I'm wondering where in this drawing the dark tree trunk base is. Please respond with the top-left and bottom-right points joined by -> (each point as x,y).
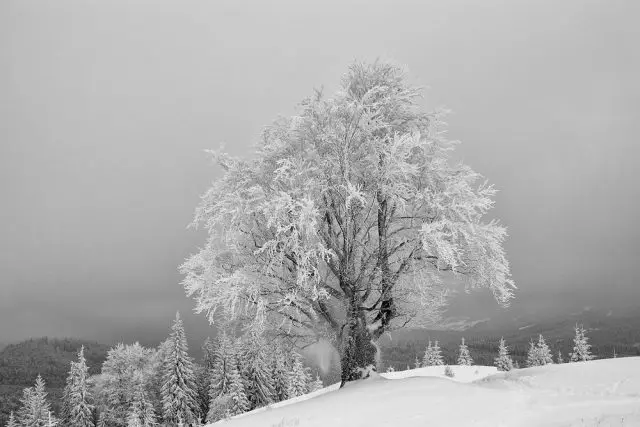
339,306 -> 378,387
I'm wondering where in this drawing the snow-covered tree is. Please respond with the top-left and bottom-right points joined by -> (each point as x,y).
421,341 -> 433,366
309,374 -> 324,392
237,333 -> 275,410
6,412 -> 18,427
268,342 -> 291,402
208,332 -> 236,406
432,341 -> 444,366
556,350 -> 564,364
287,352 -> 311,398
414,355 -> 421,369
527,335 -> 553,367
127,373 -> 157,427
161,312 -> 199,425
569,324 -> 594,362
18,375 -> 55,427
180,60 -> 516,386
61,346 -> 95,427
457,337 -> 473,366
494,337 -> 513,371
226,365 -> 249,416
444,365 -> 454,378
422,340 -> 444,366
93,342 -> 157,427
193,364 -> 210,421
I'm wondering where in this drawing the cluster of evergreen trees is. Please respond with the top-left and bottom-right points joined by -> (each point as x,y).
5,313 -> 323,427
413,325 -> 595,373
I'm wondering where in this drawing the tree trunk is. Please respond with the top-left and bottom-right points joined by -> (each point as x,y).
339,293 -> 378,387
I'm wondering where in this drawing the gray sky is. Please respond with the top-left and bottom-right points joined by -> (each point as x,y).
1,0 -> 639,345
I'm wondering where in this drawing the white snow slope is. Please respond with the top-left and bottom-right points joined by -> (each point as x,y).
209,358 -> 640,427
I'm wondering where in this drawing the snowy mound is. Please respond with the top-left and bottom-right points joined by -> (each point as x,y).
209,358 -> 640,427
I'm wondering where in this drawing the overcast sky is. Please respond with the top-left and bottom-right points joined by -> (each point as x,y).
1,0 -> 638,345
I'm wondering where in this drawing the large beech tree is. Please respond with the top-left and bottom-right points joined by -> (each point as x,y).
181,60 -> 515,386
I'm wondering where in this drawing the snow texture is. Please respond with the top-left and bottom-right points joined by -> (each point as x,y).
205,357 -> 640,427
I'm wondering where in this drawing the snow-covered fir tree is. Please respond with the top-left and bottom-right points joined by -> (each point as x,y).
432,341 -> 444,366
237,333 -> 275,410
444,365 -> 454,378
226,364 -> 249,416
208,332 -> 236,405
61,346 -> 95,427
556,350 -> 564,364
570,324 -> 594,362
309,374 -> 324,392
457,337 -> 473,366
18,375 -> 56,427
127,372 -> 157,427
287,352 -> 311,398
193,363 -> 210,421
414,355 -> 421,369
269,342 -> 291,403
527,335 -> 553,367
6,412 -> 18,427
421,341 -> 433,366
494,337 -> 514,371
181,60 -> 516,387
161,312 -> 199,425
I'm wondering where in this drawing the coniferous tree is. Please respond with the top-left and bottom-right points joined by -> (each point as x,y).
569,324 -> 594,362
494,337 -> 514,371
457,338 -> 473,366
526,341 -> 539,367
127,373 -> 157,427
527,335 -> 553,367
287,353 -> 311,398
6,412 -> 18,427
62,347 -> 95,427
431,341 -> 444,366
193,364 -> 210,421
556,350 -> 564,364
309,374 -> 324,392
208,332 -> 235,404
269,342 -> 290,402
18,375 -> 56,427
237,333 -> 275,410
421,341 -> 434,366
226,365 -> 249,416
161,312 -> 198,426
414,355 -> 421,369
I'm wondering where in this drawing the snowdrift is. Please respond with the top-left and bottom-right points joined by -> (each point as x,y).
209,358 -> 640,427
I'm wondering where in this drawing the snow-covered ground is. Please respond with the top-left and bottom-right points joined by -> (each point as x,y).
209,358 -> 640,427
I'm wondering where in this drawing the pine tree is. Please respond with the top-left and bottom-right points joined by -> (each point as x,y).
494,337 -> 514,371
287,353 -> 311,398
556,350 -> 564,364
269,342 -> 290,402
127,372 -> 157,427
237,333 -> 275,410
208,332 -> 235,404
457,338 -> 473,366
19,375 -> 55,427
309,374 -> 324,392
414,355 -> 421,369
6,412 -> 18,427
226,365 -> 249,416
62,346 -> 95,427
161,312 -> 199,425
527,335 -> 553,367
421,341 -> 433,366
432,341 -> 444,366
569,324 -> 594,362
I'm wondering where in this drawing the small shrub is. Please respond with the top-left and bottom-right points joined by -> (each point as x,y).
444,365 -> 455,378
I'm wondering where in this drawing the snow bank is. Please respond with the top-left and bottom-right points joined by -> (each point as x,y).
209,357 -> 640,427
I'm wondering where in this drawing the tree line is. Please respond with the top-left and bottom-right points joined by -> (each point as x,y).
5,312 -> 323,427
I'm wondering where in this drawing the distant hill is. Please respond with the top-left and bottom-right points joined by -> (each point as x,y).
0,337 -> 110,426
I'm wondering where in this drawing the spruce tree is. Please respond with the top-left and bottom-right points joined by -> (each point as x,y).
414,355 -> 421,369
431,341 -> 444,366
556,350 -> 564,364
536,334 -> 553,365
269,342 -> 290,402
494,337 -> 514,371
570,324 -> 594,362
287,353 -> 311,398
208,332 -> 235,403
6,412 -> 18,427
226,365 -> 249,416
526,341 -> 539,367
237,333 -> 275,410
128,372 -> 157,427
19,375 -> 55,427
309,374 -> 324,392
457,338 -> 473,366
161,312 -> 198,425
62,347 -> 95,427
421,341 -> 433,366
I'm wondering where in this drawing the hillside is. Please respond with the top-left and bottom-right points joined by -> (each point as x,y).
210,357 -> 640,426
0,337 -> 110,425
